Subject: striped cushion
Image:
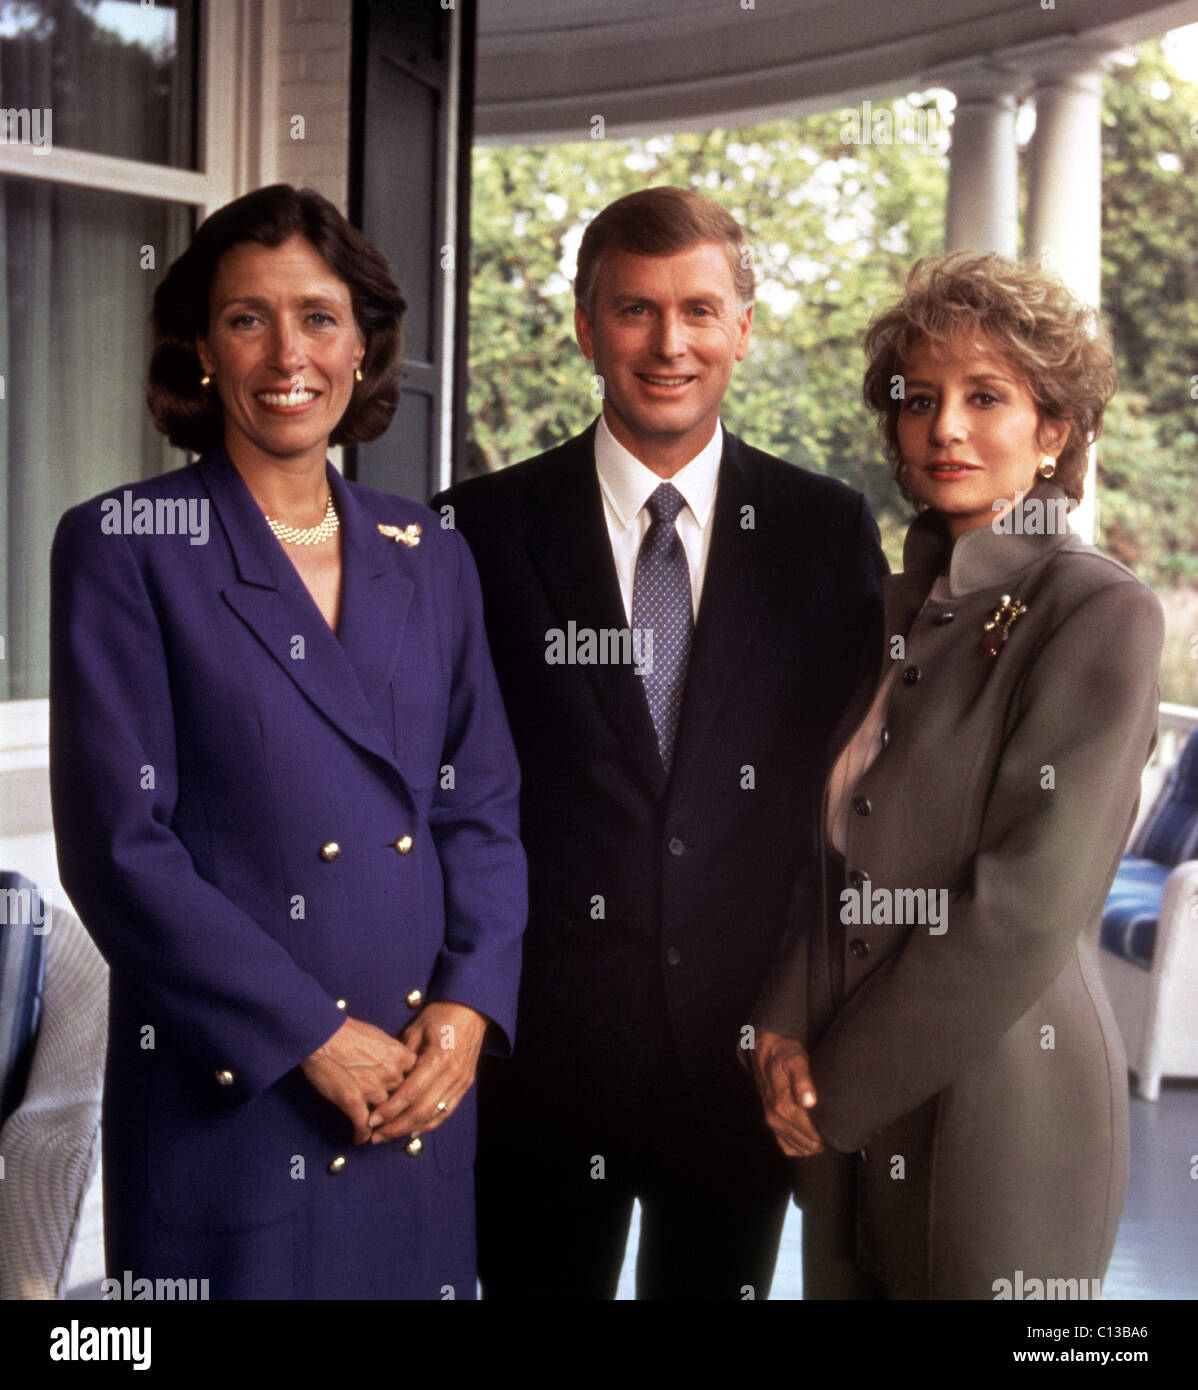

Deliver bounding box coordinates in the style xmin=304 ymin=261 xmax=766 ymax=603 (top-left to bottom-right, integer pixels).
xmin=1101 ymin=856 xmax=1169 ymax=970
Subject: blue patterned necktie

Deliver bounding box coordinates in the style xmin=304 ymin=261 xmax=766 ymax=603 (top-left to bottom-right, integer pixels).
xmin=631 ymin=482 xmax=694 ymax=774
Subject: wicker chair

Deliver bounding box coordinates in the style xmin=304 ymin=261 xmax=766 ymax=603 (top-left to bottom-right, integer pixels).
xmin=1099 ymin=727 xmax=1198 ymax=1100
xmin=0 ymin=896 xmax=107 ymax=1298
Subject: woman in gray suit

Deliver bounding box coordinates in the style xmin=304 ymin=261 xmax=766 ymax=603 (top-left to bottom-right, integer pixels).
xmin=752 ymin=254 xmax=1163 ymax=1299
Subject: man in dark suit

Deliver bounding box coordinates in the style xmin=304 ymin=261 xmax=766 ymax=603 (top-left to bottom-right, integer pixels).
xmin=435 ymin=187 xmax=883 ymax=1299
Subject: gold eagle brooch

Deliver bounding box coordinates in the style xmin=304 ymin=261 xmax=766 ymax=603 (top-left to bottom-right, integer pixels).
xmin=377 ymin=522 xmax=422 ymax=547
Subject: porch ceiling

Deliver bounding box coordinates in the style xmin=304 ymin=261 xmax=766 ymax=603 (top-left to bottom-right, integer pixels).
xmin=474 ymin=0 xmax=1198 ymax=142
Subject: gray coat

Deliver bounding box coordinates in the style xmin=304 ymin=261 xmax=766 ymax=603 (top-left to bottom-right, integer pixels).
xmin=755 ymin=482 xmax=1163 ymax=1298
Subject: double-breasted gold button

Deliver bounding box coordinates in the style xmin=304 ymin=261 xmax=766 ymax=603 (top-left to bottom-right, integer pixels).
xmin=406 ymin=1136 xmax=423 ymax=1156
xmin=320 ymin=842 xmax=341 ymax=862
xmin=335 ymin=998 xmax=347 ymax=1011
xmin=394 ymin=835 xmax=413 ymax=855
xmin=406 ymin=988 xmax=424 ymax=1008
xmin=328 ymin=1155 xmax=347 ymax=1174
xmin=215 ymin=1069 xmax=234 ymax=1086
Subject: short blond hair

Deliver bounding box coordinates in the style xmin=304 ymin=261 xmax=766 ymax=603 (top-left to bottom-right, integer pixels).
xmin=574 ymin=186 xmax=754 ymax=315
xmin=862 ymin=253 xmax=1116 ymax=503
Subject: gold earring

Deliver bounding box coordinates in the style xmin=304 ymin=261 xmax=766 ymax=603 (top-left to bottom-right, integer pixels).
xmin=354 ymin=368 xmax=363 ymax=383
xmin=1038 ymin=456 xmax=1056 ymax=479
xmin=200 ymin=374 xmax=213 ymax=389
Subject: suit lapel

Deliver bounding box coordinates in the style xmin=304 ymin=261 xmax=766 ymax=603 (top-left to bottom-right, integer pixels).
xmin=885 ymin=569 xmax=935 ymax=644
xmin=526 ymin=430 xmax=665 ymax=798
xmin=328 ymin=466 xmax=414 ymax=754
xmin=817 ymin=567 xmax=930 ymax=774
xmin=198 ymin=449 xmax=406 ymax=772
xmin=669 ymin=433 xmax=771 ymax=774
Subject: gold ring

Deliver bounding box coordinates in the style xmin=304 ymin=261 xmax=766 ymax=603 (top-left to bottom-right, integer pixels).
xmin=436 ymin=1101 xmax=449 ymax=1114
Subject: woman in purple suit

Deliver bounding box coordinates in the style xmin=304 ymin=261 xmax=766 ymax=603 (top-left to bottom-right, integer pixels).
xmin=50 ymin=185 xmax=527 ymax=1299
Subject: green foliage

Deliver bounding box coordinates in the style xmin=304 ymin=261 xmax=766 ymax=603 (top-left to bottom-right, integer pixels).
xmin=469 ymin=44 xmax=1198 ymax=598
xmin=1096 ymin=40 xmax=1198 ymax=606
xmin=468 ymin=106 xmax=948 ymax=560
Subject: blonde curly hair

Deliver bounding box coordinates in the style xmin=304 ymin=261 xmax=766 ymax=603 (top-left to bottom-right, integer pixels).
xmin=862 ymin=253 xmax=1117 ymax=503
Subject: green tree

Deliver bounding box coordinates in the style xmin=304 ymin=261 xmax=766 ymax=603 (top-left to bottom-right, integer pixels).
xmin=468 ymin=101 xmax=948 ymax=560
xmin=1097 ymin=40 xmax=1198 ymax=589
xmin=468 ymin=44 xmax=1198 ymax=610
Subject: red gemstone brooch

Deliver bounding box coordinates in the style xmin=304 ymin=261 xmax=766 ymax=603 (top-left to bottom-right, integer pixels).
xmin=980 ymin=594 xmax=1026 ymax=657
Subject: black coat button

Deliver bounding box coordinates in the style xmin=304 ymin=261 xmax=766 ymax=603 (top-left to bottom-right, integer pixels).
xmin=880 ymin=728 xmax=891 ymax=748
xmin=933 ymin=611 xmax=955 ymax=625
xmin=902 ymin=665 xmax=921 ymax=685
xmin=848 ymin=868 xmax=868 ymax=888
xmin=850 ymin=938 xmax=870 ymax=959
xmin=853 ymin=797 xmax=871 ymax=816
xmin=665 ymin=947 xmax=681 ymax=965
xmin=667 ymin=837 xmax=685 ymax=856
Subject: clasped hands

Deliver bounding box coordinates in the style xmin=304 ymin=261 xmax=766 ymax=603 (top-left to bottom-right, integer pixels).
xmin=300 ymin=1000 xmax=487 ymax=1146
xmin=751 ymin=1030 xmax=825 ymax=1158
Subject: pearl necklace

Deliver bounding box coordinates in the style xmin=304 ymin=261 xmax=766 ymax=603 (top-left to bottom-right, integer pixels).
xmin=266 ymin=494 xmax=340 ymax=546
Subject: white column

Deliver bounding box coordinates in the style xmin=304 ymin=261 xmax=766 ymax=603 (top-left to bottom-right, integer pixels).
xmin=1024 ymin=42 xmax=1121 ymax=542
xmin=1024 ymin=54 xmax=1111 ymax=304
xmin=941 ymin=67 xmax=1022 ymax=257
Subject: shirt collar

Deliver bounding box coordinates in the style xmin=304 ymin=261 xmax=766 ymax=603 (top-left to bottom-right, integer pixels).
xmin=902 ymin=480 xmax=1079 ymax=595
xmin=594 ymin=413 xmax=722 ymax=531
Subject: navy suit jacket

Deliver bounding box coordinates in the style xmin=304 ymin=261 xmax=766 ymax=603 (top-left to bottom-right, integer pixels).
xmin=50 ymin=448 xmax=526 ymax=1298
xmin=436 ymin=424 xmax=884 ymax=1139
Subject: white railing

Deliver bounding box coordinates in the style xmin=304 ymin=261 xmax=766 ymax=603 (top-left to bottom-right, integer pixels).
xmin=1154 ymin=702 xmax=1198 ymax=769
xmin=3 ymin=698 xmax=1196 ymax=876
xmin=1131 ymin=702 xmax=1198 ymax=844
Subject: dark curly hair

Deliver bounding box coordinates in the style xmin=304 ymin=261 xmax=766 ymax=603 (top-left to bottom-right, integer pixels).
xmin=148 ymin=184 xmax=405 ymax=452
xmin=862 ymin=253 xmax=1117 ymax=504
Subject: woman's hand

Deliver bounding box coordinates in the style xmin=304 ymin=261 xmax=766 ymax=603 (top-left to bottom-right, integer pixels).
xmin=365 ymin=1001 xmax=489 ymax=1143
xmin=301 ymin=1017 xmax=417 ymax=1145
xmin=751 ymin=1030 xmax=824 ymax=1157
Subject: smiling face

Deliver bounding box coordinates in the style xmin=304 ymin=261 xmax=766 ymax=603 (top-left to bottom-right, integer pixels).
xmin=574 ymin=241 xmax=752 ymax=477
xmin=896 ymin=335 xmax=1069 ymax=538
xmin=196 ymin=235 xmax=365 ymax=476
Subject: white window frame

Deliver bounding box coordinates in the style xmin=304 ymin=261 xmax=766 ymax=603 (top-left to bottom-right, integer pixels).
xmin=0 ymin=0 xmax=281 ymax=776
xmin=0 ymin=0 xmax=279 ymax=221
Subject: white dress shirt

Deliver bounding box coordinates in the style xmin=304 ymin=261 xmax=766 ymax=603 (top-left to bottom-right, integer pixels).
xmin=593 ymin=413 xmax=723 ymax=625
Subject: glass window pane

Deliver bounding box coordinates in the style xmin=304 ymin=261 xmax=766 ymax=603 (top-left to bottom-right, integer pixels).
xmin=0 ymin=175 xmax=193 ymax=699
xmin=0 ymin=0 xmax=197 ymax=169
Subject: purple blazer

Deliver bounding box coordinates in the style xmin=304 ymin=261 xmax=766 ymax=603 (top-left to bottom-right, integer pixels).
xmin=49 ymin=448 xmax=526 ymax=1299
